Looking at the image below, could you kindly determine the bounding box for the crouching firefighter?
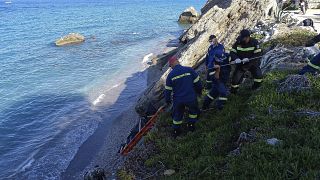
[230,29,263,93]
[164,56,203,137]
[299,33,320,75]
[202,35,231,110]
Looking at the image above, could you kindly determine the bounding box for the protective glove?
[235,58,242,64]
[242,58,250,63]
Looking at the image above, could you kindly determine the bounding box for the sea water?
[0,0,205,179]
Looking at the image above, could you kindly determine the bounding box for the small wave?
[132,32,140,35]
[92,94,105,106]
[142,53,153,64]
[91,83,122,106]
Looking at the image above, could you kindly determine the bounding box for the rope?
[219,56,263,67]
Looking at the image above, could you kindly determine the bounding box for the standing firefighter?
[202,35,231,110]
[299,33,320,75]
[164,56,202,137]
[230,29,263,93]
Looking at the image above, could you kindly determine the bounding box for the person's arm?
[230,42,239,61]
[164,75,173,104]
[191,69,202,95]
[253,39,262,58]
[306,34,320,47]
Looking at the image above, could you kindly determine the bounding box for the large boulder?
[178,7,200,24]
[55,33,85,46]
[135,0,279,117]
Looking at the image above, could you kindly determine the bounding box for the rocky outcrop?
[178,7,200,24]
[55,33,85,46]
[135,0,279,117]
[307,0,320,9]
[201,0,232,14]
[277,75,311,93]
[260,46,319,74]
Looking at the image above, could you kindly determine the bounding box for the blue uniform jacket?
[205,43,226,69]
[165,65,202,103]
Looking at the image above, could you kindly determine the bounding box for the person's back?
[165,56,202,137]
[167,64,200,102]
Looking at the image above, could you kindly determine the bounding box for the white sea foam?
[92,94,106,106]
[91,83,122,106]
[142,53,153,63]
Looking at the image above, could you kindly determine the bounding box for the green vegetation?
[123,71,320,179]
[261,28,318,50]
[251,33,265,41]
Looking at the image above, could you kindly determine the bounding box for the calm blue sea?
[0,0,205,179]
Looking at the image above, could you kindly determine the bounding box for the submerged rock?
[178,7,200,24]
[135,0,279,117]
[55,33,85,46]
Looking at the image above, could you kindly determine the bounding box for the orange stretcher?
[119,106,165,155]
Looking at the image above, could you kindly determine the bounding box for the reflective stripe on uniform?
[237,47,255,51]
[254,49,262,53]
[308,62,320,70]
[230,48,237,53]
[206,80,213,83]
[193,76,200,83]
[172,73,191,81]
[231,84,240,88]
[209,71,216,76]
[173,120,183,125]
[189,114,198,119]
[165,85,172,90]
[254,79,263,83]
[218,97,228,101]
[207,94,214,100]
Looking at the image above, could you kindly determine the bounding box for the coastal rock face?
[178,7,200,24]
[135,0,279,116]
[201,0,232,14]
[55,33,85,46]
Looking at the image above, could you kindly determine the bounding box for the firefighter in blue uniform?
[230,29,263,93]
[202,35,231,110]
[165,56,202,137]
[299,33,320,75]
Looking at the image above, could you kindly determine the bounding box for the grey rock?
[84,166,106,180]
[201,0,232,14]
[266,138,282,146]
[277,74,312,93]
[260,47,311,74]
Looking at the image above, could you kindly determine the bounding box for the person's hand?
[242,58,250,63]
[235,58,242,64]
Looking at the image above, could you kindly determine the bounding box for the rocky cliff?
[135,0,279,117]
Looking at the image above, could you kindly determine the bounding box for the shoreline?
[61,37,180,179]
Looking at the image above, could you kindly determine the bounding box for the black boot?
[187,122,195,132]
[230,87,238,94]
[173,127,181,138]
[252,82,261,90]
